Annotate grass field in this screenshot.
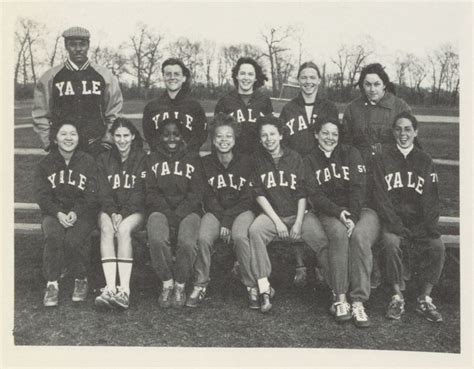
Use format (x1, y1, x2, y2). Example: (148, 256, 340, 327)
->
(12, 98, 461, 351)
(14, 235, 460, 350)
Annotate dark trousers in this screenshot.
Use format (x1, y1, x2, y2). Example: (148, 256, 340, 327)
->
(42, 215, 95, 281)
(147, 212, 201, 284)
(381, 231, 445, 286)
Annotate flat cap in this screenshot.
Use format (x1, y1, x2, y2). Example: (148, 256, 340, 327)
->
(62, 26, 90, 39)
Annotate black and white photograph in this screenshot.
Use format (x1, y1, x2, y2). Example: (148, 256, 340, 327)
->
(2, 0, 472, 367)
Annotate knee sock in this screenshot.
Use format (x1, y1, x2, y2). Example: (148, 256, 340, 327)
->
(101, 258, 117, 293)
(117, 258, 133, 294)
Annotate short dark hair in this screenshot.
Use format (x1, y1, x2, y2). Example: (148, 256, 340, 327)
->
(208, 113, 241, 140)
(110, 118, 143, 149)
(161, 58, 191, 93)
(297, 61, 321, 79)
(357, 63, 396, 95)
(231, 57, 268, 90)
(313, 116, 341, 134)
(392, 111, 418, 130)
(158, 118, 184, 135)
(256, 114, 287, 136)
(49, 119, 81, 150)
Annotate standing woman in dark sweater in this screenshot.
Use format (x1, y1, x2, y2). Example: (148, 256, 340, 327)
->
(214, 57, 273, 154)
(372, 112, 444, 323)
(34, 120, 99, 307)
(304, 120, 380, 328)
(187, 113, 256, 308)
(248, 115, 329, 313)
(280, 61, 339, 286)
(146, 118, 203, 308)
(95, 118, 147, 310)
(142, 58, 207, 153)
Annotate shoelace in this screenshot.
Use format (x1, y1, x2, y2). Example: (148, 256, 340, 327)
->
(336, 302, 350, 315)
(352, 305, 368, 321)
(421, 300, 437, 311)
(190, 288, 205, 299)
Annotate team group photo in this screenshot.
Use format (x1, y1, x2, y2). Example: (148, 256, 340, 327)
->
(5, 1, 469, 365)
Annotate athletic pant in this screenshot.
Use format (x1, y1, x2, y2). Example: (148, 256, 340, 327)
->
(249, 212, 329, 281)
(42, 215, 95, 281)
(147, 212, 201, 284)
(381, 231, 445, 286)
(319, 208, 380, 301)
(194, 210, 255, 288)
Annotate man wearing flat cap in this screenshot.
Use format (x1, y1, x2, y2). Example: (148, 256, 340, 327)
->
(32, 26, 123, 156)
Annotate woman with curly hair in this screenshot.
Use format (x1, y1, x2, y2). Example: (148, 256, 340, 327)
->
(214, 57, 273, 154)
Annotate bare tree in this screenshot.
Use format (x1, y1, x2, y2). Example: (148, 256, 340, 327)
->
(91, 44, 129, 82)
(406, 54, 427, 98)
(331, 44, 350, 89)
(129, 23, 164, 94)
(46, 34, 63, 67)
(168, 37, 202, 82)
(260, 26, 293, 96)
(14, 18, 44, 85)
(428, 43, 458, 104)
(201, 39, 216, 88)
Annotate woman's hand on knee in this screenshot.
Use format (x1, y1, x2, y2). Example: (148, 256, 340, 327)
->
(220, 227, 231, 244)
(112, 213, 123, 232)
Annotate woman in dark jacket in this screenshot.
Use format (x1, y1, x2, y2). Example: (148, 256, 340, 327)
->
(187, 113, 256, 308)
(146, 118, 203, 309)
(280, 61, 339, 286)
(95, 118, 147, 310)
(142, 58, 207, 153)
(304, 119, 380, 328)
(34, 120, 99, 307)
(214, 57, 273, 154)
(248, 115, 329, 313)
(372, 112, 444, 323)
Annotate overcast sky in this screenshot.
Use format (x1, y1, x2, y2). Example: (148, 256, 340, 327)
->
(5, 1, 469, 79)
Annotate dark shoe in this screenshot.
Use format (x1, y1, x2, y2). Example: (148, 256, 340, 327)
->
(72, 278, 88, 302)
(185, 286, 206, 308)
(172, 284, 186, 308)
(247, 287, 260, 310)
(111, 288, 129, 310)
(352, 303, 370, 328)
(293, 266, 307, 287)
(386, 294, 405, 320)
(416, 296, 443, 323)
(94, 287, 115, 309)
(158, 286, 174, 309)
(259, 287, 275, 313)
(43, 284, 59, 307)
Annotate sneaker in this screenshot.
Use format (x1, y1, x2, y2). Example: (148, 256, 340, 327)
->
(185, 286, 206, 308)
(94, 287, 116, 309)
(416, 296, 443, 323)
(333, 301, 352, 322)
(259, 287, 275, 313)
(72, 278, 88, 302)
(386, 295, 405, 320)
(247, 287, 260, 310)
(352, 303, 370, 328)
(111, 288, 130, 310)
(172, 284, 186, 308)
(43, 284, 59, 307)
(293, 266, 307, 287)
(158, 286, 174, 309)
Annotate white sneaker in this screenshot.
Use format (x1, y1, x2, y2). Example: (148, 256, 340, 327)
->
(333, 301, 351, 323)
(352, 303, 370, 328)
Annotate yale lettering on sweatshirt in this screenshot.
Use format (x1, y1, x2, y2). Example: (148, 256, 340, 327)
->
(208, 174, 247, 191)
(152, 111, 193, 131)
(314, 164, 351, 185)
(150, 161, 194, 179)
(47, 169, 87, 190)
(55, 81, 102, 96)
(384, 171, 436, 194)
(260, 171, 297, 190)
(108, 171, 137, 189)
(285, 115, 310, 135)
(229, 109, 264, 123)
